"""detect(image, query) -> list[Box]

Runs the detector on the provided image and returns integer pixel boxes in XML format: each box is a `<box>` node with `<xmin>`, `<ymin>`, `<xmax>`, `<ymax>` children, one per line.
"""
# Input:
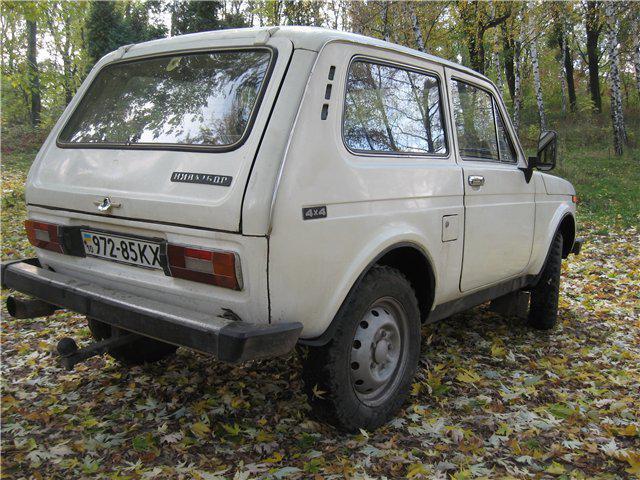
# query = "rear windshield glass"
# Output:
<box><xmin>58</xmin><ymin>49</ymin><xmax>272</xmax><ymax>148</ymax></box>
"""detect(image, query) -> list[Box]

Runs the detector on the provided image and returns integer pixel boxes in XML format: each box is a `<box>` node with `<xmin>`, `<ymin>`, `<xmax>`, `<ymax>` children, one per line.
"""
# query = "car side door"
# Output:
<box><xmin>445</xmin><ymin>69</ymin><xmax>535</xmax><ymax>292</ymax></box>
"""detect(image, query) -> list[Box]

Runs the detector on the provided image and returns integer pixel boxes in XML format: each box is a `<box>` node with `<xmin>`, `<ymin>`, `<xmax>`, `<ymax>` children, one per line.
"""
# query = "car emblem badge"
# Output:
<box><xmin>93</xmin><ymin>196</ymin><xmax>121</xmax><ymax>214</ymax></box>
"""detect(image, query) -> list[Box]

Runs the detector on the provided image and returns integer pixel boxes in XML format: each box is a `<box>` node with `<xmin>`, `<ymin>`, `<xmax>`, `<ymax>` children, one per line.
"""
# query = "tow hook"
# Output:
<box><xmin>56</xmin><ymin>333</ymin><xmax>137</xmax><ymax>370</ymax></box>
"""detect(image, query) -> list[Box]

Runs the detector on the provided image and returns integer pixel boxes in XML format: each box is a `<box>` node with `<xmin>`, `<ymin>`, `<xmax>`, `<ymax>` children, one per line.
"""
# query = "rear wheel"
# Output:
<box><xmin>528</xmin><ymin>232</ymin><xmax>563</xmax><ymax>330</ymax></box>
<box><xmin>302</xmin><ymin>266</ymin><xmax>421</xmax><ymax>432</ymax></box>
<box><xmin>88</xmin><ymin>318</ymin><xmax>177</xmax><ymax>366</ymax></box>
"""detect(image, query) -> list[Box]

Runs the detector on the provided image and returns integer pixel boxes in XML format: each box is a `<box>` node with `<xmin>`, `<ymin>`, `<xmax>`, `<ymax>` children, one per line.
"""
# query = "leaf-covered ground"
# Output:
<box><xmin>2</xmin><ymin>161</ymin><xmax>639</xmax><ymax>479</ymax></box>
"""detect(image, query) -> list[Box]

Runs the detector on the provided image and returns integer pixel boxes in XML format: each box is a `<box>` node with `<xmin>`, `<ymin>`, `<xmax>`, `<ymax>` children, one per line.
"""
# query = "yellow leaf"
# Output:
<box><xmin>264</xmin><ymin>451</ymin><xmax>283</xmax><ymax>463</ymax></box>
<box><xmin>222</xmin><ymin>423</ymin><xmax>241</xmax><ymax>436</ymax></box>
<box><xmin>312</xmin><ymin>384</ymin><xmax>326</xmax><ymax>399</ymax></box>
<box><xmin>619</xmin><ymin>424</ymin><xmax>638</xmax><ymax>437</ymax></box>
<box><xmin>491</xmin><ymin>343</ymin><xmax>506</xmax><ymax>358</ymax></box>
<box><xmin>456</xmin><ymin>369</ymin><xmax>482</xmax><ymax>384</ymax></box>
<box><xmin>407</xmin><ymin>463</ymin><xmax>428</xmax><ymax>478</ymax></box>
<box><xmin>190</xmin><ymin>422</ymin><xmax>210</xmax><ymax>438</ymax></box>
<box><xmin>545</xmin><ymin>462</ymin><xmax>566</xmax><ymax>475</ymax></box>
<box><xmin>624</xmin><ymin>452</ymin><xmax>640</xmax><ymax>476</ymax></box>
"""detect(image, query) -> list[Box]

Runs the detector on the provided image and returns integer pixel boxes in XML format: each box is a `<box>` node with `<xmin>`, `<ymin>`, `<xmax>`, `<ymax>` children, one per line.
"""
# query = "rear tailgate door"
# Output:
<box><xmin>27</xmin><ymin>34</ymin><xmax>293</xmax><ymax>232</ymax></box>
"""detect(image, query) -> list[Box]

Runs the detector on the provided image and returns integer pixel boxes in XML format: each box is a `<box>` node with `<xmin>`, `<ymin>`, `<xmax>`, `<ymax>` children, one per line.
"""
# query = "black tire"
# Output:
<box><xmin>528</xmin><ymin>232</ymin><xmax>563</xmax><ymax>330</ymax></box>
<box><xmin>87</xmin><ymin>318</ymin><xmax>177</xmax><ymax>366</ymax></box>
<box><xmin>301</xmin><ymin>266</ymin><xmax>421</xmax><ymax>432</ymax></box>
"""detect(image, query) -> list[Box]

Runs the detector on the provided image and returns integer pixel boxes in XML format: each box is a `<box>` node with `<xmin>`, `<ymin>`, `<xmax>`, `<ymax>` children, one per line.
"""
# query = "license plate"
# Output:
<box><xmin>81</xmin><ymin>230</ymin><xmax>163</xmax><ymax>270</ymax></box>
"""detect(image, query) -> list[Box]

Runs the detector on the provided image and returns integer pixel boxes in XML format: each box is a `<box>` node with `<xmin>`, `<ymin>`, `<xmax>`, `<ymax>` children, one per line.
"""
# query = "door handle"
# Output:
<box><xmin>468</xmin><ymin>175</ymin><xmax>485</xmax><ymax>187</ymax></box>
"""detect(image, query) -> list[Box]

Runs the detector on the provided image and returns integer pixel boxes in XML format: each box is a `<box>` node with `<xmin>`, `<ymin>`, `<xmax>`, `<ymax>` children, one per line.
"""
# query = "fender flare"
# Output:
<box><xmin>530</xmin><ymin>212</ymin><xmax>576</xmax><ymax>286</ymax></box>
<box><xmin>298</xmin><ymin>241</ymin><xmax>435</xmax><ymax>346</ymax></box>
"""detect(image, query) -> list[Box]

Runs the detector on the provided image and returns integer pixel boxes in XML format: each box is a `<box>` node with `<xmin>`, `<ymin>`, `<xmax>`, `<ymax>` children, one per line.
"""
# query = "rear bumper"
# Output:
<box><xmin>1</xmin><ymin>259</ymin><xmax>302</xmax><ymax>363</ymax></box>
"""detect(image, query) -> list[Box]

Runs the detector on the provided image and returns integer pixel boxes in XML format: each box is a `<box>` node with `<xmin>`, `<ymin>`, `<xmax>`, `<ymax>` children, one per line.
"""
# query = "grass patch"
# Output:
<box><xmin>555</xmin><ymin>147</ymin><xmax>639</xmax><ymax>227</ymax></box>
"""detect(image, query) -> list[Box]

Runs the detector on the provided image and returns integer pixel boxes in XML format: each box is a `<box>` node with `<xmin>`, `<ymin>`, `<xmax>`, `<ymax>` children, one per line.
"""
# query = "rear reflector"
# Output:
<box><xmin>25</xmin><ymin>220</ymin><xmax>64</xmax><ymax>254</ymax></box>
<box><xmin>167</xmin><ymin>245</ymin><xmax>242</xmax><ymax>290</ymax></box>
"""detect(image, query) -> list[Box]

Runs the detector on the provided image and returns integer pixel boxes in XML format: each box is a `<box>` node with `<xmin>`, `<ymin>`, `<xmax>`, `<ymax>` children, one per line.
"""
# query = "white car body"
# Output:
<box><xmin>22</xmin><ymin>26</ymin><xmax>577</xmax><ymax>344</ymax></box>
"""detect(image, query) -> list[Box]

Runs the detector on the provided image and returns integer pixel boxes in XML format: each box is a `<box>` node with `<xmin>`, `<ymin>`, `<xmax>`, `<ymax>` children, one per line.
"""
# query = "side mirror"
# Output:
<box><xmin>536</xmin><ymin>130</ymin><xmax>558</xmax><ymax>172</ymax></box>
<box><xmin>520</xmin><ymin>130</ymin><xmax>558</xmax><ymax>183</ymax></box>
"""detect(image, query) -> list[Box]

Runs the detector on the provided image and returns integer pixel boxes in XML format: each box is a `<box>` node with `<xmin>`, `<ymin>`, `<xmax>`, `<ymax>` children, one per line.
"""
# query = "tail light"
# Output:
<box><xmin>25</xmin><ymin>220</ymin><xmax>64</xmax><ymax>253</ymax></box>
<box><xmin>167</xmin><ymin>245</ymin><xmax>242</xmax><ymax>290</ymax></box>
<box><xmin>572</xmin><ymin>195</ymin><xmax>579</xmax><ymax>204</ymax></box>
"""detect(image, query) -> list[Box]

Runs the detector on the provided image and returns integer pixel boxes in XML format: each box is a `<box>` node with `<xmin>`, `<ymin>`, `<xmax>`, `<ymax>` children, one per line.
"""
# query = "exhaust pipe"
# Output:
<box><xmin>6</xmin><ymin>295</ymin><xmax>57</xmax><ymax>319</ymax></box>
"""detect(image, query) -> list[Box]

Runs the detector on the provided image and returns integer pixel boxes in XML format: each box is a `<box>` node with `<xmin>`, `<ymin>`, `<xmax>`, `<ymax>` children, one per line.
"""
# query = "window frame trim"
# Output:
<box><xmin>450</xmin><ymin>76</ymin><xmax>517</xmax><ymax>165</ymax></box>
<box><xmin>492</xmin><ymin>97</ymin><xmax>518</xmax><ymax>164</ymax></box>
<box><xmin>55</xmin><ymin>46</ymin><xmax>278</xmax><ymax>154</ymax></box>
<box><xmin>341</xmin><ymin>55</ymin><xmax>450</xmax><ymax>159</ymax></box>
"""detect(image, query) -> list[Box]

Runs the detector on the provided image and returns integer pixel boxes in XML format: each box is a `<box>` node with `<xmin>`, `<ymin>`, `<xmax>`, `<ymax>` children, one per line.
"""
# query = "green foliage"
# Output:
<box><xmin>86</xmin><ymin>1</ymin><xmax>124</xmax><ymax>64</ymax></box>
<box><xmin>170</xmin><ymin>0</ymin><xmax>225</xmax><ymax>35</ymax></box>
<box><xmin>86</xmin><ymin>1</ymin><xmax>167</xmax><ymax>65</ymax></box>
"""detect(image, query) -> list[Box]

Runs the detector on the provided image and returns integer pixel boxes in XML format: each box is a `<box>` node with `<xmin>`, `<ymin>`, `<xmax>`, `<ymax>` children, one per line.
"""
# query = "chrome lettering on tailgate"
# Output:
<box><xmin>81</xmin><ymin>230</ymin><xmax>163</xmax><ymax>270</ymax></box>
<box><xmin>170</xmin><ymin>172</ymin><xmax>232</xmax><ymax>186</ymax></box>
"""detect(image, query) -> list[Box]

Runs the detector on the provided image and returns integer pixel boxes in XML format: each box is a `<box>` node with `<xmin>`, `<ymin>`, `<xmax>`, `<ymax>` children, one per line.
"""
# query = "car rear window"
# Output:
<box><xmin>58</xmin><ymin>49</ymin><xmax>272</xmax><ymax>149</ymax></box>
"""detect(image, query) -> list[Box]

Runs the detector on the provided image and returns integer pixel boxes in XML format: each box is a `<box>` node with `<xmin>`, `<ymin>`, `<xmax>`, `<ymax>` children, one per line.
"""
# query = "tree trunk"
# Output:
<box><xmin>468</xmin><ymin>32</ymin><xmax>485</xmax><ymax>75</ymax></box>
<box><xmin>605</xmin><ymin>1</ymin><xmax>626</xmax><ymax>155</ymax></box>
<box><xmin>560</xmin><ymin>61</ymin><xmax>567</xmax><ymax>115</ymax></box>
<box><xmin>26</xmin><ymin>18</ymin><xmax>41</xmax><ymax>127</ymax></box>
<box><xmin>494</xmin><ymin>48</ymin><xmax>504</xmax><ymax>94</ymax></box>
<box><xmin>513</xmin><ymin>17</ymin><xmax>524</xmax><ymax>133</ymax></box>
<box><xmin>559</xmin><ymin>28</ymin><xmax>567</xmax><ymax>115</ymax></box>
<box><xmin>501</xmin><ymin>24</ymin><xmax>516</xmax><ymax>101</ymax></box>
<box><xmin>489</xmin><ymin>0</ymin><xmax>503</xmax><ymax>93</ymax></box>
<box><xmin>585</xmin><ymin>0</ymin><xmax>602</xmax><ymax>113</ymax></box>
<box><xmin>561</xmin><ymin>30</ymin><xmax>577</xmax><ymax>112</ymax></box>
<box><xmin>62</xmin><ymin>11</ymin><xmax>73</xmax><ymax>104</ymax></box>
<box><xmin>381</xmin><ymin>1</ymin><xmax>391</xmax><ymax>42</ymax></box>
<box><xmin>406</xmin><ymin>2</ymin><xmax>425</xmax><ymax>52</ymax></box>
<box><xmin>633</xmin><ymin>10</ymin><xmax>640</xmax><ymax>97</ymax></box>
<box><xmin>529</xmin><ymin>15</ymin><xmax>548</xmax><ymax>131</ymax></box>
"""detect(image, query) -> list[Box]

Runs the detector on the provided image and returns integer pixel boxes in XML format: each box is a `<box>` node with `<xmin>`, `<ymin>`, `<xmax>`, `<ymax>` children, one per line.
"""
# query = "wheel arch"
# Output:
<box><xmin>299</xmin><ymin>242</ymin><xmax>436</xmax><ymax>346</ymax></box>
<box><xmin>557</xmin><ymin>213</ymin><xmax>576</xmax><ymax>259</ymax></box>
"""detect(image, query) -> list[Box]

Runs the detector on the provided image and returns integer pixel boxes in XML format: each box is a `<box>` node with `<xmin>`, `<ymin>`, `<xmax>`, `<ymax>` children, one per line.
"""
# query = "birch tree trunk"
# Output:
<box><xmin>529</xmin><ymin>11</ymin><xmax>548</xmax><ymax>131</ymax></box>
<box><xmin>406</xmin><ymin>2</ymin><xmax>425</xmax><ymax>52</ymax></box>
<box><xmin>632</xmin><ymin>8</ymin><xmax>640</xmax><ymax>97</ymax></box>
<box><xmin>560</xmin><ymin>33</ymin><xmax>568</xmax><ymax>115</ymax></box>
<box><xmin>513</xmin><ymin>11</ymin><xmax>524</xmax><ymax>133</ymax></box>
<box><xmin>605</xmin><ymin>1</ymin><xmax>627</xmax><ymax>155</ymax></box>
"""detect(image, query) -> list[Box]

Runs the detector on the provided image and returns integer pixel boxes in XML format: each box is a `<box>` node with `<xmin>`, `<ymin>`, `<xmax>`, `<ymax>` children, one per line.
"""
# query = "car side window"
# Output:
<box><xmin>343</xmin><ymin>59</ymin><xmax>447</xmax><ymax>155</ymax></box>
<box><xmin>451</xmin><ymin>79</ymin><xmax>517</xmax><ymax>163</ymax></box>
<box><xmin>450</xmin><ymin>79</ymin><xmax>499</xmax><ymax>161</ymax></box>
<box><xmin>494</xmin><ymin>101</ymin><xmax>517</xmax><ymax>163</ymax></box>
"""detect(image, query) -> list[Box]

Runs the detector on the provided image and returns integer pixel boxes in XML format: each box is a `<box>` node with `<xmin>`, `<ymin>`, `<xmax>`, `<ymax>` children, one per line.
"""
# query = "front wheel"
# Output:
<box><xmin>302</xmin><ymin>266</ymin><xmax>421</xmax><ymax>432</ymax></box>
<box><xmin>528</xmin><ymin>232</ymin><xmax>563</xmax><ymax>330</ymax></box>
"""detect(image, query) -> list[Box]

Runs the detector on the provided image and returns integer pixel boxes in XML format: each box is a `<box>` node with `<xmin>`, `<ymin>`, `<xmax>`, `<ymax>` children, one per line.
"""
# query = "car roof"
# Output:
<box><xmin>115</xmin><ymin>26</ymin><xmax>487</xmax><ymax>83</ymax></box>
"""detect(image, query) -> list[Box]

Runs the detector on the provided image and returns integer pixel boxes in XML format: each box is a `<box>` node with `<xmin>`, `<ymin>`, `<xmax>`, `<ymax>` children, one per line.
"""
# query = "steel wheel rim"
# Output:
<box><xmin>349</xmin><ymin>297</ymin><xmax>409</xmax><ymax>406</ymax></box>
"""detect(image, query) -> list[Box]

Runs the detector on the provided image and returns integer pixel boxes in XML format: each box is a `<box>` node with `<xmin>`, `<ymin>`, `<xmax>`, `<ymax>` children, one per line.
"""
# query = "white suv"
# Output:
<box><xmin>2</xmin><ymin>27</ymin><xmax>582</xmax><ymax>431</ymax></box>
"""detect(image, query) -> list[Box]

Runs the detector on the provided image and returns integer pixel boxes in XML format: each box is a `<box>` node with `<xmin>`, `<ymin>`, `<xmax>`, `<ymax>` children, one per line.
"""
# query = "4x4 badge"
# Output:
<box><xmin>93</xmin><ymin>196</ymin><xmax>121</xmax><ymax>214</ymax></box>
<box><xmin>302</xmin><ymin>206</ymin><xmax>327</xmax><ymax>220</ymax></box>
